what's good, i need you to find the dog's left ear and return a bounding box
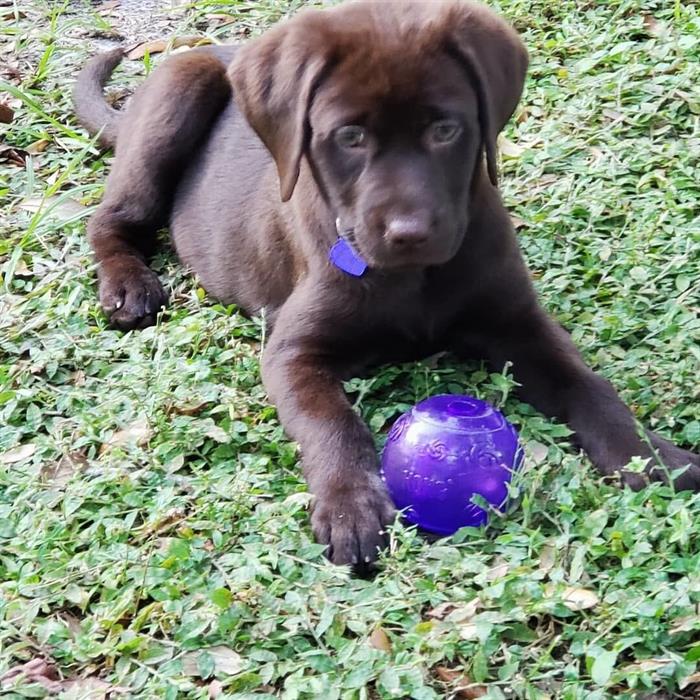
[228,10,330,202]
[445,2,528,186]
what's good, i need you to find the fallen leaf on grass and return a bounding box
[368,627,392,652]
[26,138,51,154]
[510,214,526,230]
[435,666,487,699]
[59,612,82,638]
[180,646,243,677]
[448,599,481,623]
[486,559,509,581]
[41,452,88,488]
[100,419,152,453]
[428,598,480,622]
[167,400,210,417]
[2,9,27,20]
[61,676,129,698]
[0,658,61,692]
[206,13,236,27]
[204,423,230,443]
[427,601,456,620]
[538,544,556,576]
[0,101,13,123]
[621,658,670,674]
[602,108,625,122]
[12,259,31,277]
[0,142,27,166]
[127,36,211,60]
[0,659,127,698]
[670,614,700,635]
[208,680,223,698]
[20,196,87,221]
[96,0,121,13]
[642,14,666,37]
[1,443,36,464]
[498,134,526,158]
[546,584,599,611]
[680,672,700,689]
[135,507,187,541]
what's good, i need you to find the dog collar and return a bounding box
[329,219,368,277]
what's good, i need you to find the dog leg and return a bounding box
[262,287,396,572]
[456,306,700,489]
[87,51,230,330]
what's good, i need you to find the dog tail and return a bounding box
[72,48,125,148]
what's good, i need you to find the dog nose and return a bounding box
[384,216,430,248]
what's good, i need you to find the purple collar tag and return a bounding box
[329,237,368,277]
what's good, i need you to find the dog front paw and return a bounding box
[98,257,168,331]
[311,475,396,574]
[646,432,700,491]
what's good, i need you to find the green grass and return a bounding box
[1,0,699,698]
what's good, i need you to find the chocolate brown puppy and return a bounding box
[74,0,700,571]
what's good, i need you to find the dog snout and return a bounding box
[383,214,431,249]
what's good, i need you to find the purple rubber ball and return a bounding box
[380,395,522,535]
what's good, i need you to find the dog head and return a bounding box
[230,0,527,270]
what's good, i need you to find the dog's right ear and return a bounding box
[229,12,330,203]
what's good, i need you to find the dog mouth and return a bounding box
[363,232,461,270]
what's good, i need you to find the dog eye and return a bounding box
[428,120,462,145]
[335,125,368,149]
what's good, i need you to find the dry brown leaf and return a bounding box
[0,101,13,124]
[546,584,599,611]
[61,676,128,698]
[2,9,26,20]
[127,36,211,60]
[602,108,625,122]
[13,259,32,278]
[498,134,526,158]
[435,666,488,699]
[670,614,700,635]
[20,196,86,220]
[206,13,236,26]
[59,612,82,638]
[368,627,392,652]
[621,658,670,674]
[1,443,36,464]
[642,14,665,37]
[96,0,121,13]
[169,400,210,417]
[0,658,127,697]
[136,507,187,541]
[447,598,480,624]
[680,672,700,689]
[429,598,480,623]
[510,215,525,230]
[486,560,509,581]
[100,419,152,453]
[588,146,604,165]
[538,544,556,576]
[0,658,62,692]
[516,107,529,124]
[26,138,51,155]
[180,646,243,677]
[0,142,27,166]
[458,622,479,640]
[41,452,87,488]
[427,601,458,619]
[208,680,223,698]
